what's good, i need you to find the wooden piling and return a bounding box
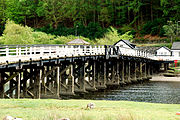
[17,72,21,99]
[128,61,131,83]
[121,60,125,84]
[56,66,60,97]
[0,73,4,98]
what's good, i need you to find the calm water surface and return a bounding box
[83,81,180,104]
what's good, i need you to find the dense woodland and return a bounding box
[0,0,180,44]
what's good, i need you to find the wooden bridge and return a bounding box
[0,45,172,99]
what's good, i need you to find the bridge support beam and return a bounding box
[147,63,152,79]
[95,59,106,89]
[85,60,96,91]
[0,73,4,98]
[106,59,120,86]
[120,60,125,84]
[60,62,75,96]
[131,61,137,82]
[142,62,148,80]
[128,61,131,83]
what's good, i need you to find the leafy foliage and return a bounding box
[1,20,93,45]
[0,0,180,42]
[96,27,133,45]
[163,21,178,43]
[2,20,34,44]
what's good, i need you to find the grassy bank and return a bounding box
[0,99,180,120]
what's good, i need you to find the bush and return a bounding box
[159,27,165,37]
[2,20,34,45]
[96,27,120,45]
[96,27,133,45]
[151,27,159,36]
[33,31,55,44]
[2,20,93,45]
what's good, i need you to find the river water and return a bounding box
[82,81,180,104]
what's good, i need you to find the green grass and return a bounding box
[170,67,180,73]
[0,99,180,120]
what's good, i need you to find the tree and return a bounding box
[163,21,178,43]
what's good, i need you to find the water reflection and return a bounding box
[83,81,180,104]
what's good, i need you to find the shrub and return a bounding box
[96,27,133,45]
[2,20,34,45]
[33,31,55,44]
[151,27,159,36]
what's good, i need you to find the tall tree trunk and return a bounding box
[150,0,153,21]
[127,0,130,23]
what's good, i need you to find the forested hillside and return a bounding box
[0,0,180,42]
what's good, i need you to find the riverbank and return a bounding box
[0,99,180,120]
[151,74,180,82]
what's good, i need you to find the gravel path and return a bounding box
[150,75,180,82]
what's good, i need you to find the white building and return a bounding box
[114,40,136,56]
[171,42,180,60]
[156,46,172,56]
[114,40,136,49]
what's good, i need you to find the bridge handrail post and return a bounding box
[97,45,100,55]
[29,46,32,57]
[56,45,59,56]
[19,47,21,56]
[83,45,86,55]
[78,45,81,55]
[70,45,75,56]
[25,46,28,55]
[40,46,43,57]
[49,45,52,56]
[5,46,9,57]
[89,45,92,55]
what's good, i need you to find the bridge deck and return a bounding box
[0,44,173,66]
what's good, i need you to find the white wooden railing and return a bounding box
[0,44,171,64]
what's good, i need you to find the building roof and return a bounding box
[137,46,171,54]
[137,46,160,54]
[67,38,90,45]
[171,42,180,50]
[114,39,136,49]
[157,46,171,52]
